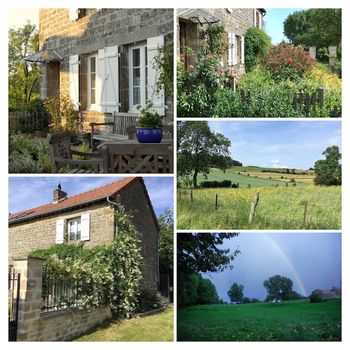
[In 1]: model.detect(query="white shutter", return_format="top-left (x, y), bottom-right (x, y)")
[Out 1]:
top-left (69, 55), bottom-right (79, 110)
top-left (228, 33), bottom-right (233, 66)
top-left (56, 219), bottom-right (65, 244)
top-left (69, 9), bottom-right (79, 21)
top-left (147, 35), bottom-right (165, 116)
top-left (98, 46), bottom-right (119, 113)
top-left (231, 33), bottom-right (237, 65)
top-left (241, 36), bottom-right (245, 64)
top-left (253, 10), bottom-right (257, 27)
top-left (80, 213), bottom-right (90, 241)
top-left (259, 13), bottom-right (262, 29)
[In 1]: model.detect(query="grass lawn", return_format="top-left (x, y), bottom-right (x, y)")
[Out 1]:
top-left (177, 300), bottom-right (341, 341)
top-left (177, 185), bottom-right (341, 229)
top-left (76, 307), bottom-right (173, 342)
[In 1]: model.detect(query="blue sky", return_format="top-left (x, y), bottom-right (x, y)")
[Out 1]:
top-left (265, 8), bottom-right (307, 44)
top-left (8, 176), bottom-right (173, 217)
top-left (202, 232), bottom-right (341, 302)
top-left (208, 120), bottom-right (341, 169)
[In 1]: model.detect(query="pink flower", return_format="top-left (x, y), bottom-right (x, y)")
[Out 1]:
top-left (288, 58), bottom-right (293, 65)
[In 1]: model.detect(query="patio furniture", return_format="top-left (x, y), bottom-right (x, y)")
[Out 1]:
top-left (90, 112), bottom-right (139, 151)
top-left (48, 131), bottom-right (103, 173)
top-left (98, 139), bottom-right (173, 173)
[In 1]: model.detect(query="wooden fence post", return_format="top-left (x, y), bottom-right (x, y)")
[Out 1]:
top-left (190, 190), bottom-right (193, 203)
top-left (215, 194), bottom-right (218, 210)
top-left (249, 192), bottom-right (260, 223)
top-left (302, 200), bottom-right (308, 229)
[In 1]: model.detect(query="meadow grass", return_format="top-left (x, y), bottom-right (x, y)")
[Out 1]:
top-left (177, 300), bottom-right (341, 341)
top-left (75, 307), bottom-right (173, 342)
top-left (177, 186), bottom-right (341, 229)
top-left (195, 167), bottom-right (314, 186)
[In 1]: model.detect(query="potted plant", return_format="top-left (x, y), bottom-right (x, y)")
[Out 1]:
top-left (136, 101), bottom-right (164, 143)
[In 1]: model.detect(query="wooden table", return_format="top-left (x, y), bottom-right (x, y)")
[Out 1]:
top-left (97, 139), bottom-right (173, 173)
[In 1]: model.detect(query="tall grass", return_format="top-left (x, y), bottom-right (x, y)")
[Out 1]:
top-left (177, 186), bottom-right (341, 229)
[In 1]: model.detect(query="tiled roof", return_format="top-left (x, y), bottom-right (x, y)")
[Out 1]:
top-left (9, 177), bottom-right (138, 224)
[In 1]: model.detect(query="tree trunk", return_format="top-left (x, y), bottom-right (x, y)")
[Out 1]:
top-left (192, 171), bottom-right (198, 188)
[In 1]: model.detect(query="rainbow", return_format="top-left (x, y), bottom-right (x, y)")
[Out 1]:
top-left (262, 234), bottom-right (308, 297)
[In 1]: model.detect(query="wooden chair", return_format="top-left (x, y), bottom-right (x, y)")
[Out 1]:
top-left (90, 112), bottom-right (139, 151)
top-left (100, 143), bottom-right (173, 173)
top-left (48, 131), bottom-right (103, 173)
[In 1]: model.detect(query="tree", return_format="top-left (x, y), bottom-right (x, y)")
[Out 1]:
top-left (283, 9), bottom-right (341, 48)
top-left (177, 121), bottom-right (231, 188)
top-left (178, 272), bottom-right (219, 307)
top-left (197, 275), bottom-right (219, 305)
top-left (158, 209), bottom-right (173, 275)
top-left (263, 275), bottom-right (293, 301)
top-left (177, 232), bottom-right (240, 274)
top-left (9, 22), bottom-right (40, 110)
top-left (244, 27), bottom-right (272, 72)
top-left (227, 282), bottom-right (244, 303)
top-left (314, 146), bottom-right (341, 186)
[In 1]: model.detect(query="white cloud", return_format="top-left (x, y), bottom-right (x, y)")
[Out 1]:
top-left (270, 159), bottom-right (289, 168)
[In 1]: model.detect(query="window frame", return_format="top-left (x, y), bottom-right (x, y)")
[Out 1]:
top-left (67, 217), bottom-right (82, 242)
top-left (87, 53), bottom-right (98, 110)
top-left (128, 43), bottom-right (147, 113)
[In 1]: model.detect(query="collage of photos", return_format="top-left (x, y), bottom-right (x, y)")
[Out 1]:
top-left (7, 6), bottom-right (342, 344)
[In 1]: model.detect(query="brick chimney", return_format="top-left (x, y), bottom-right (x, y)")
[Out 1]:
top-left (53, 183), bottom-right (67, 203)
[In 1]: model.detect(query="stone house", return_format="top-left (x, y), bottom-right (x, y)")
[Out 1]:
top-left (36, 8), bottom-right (173, 129)
top-left (177, 8), bottom-right (266, 78)
top-left (8, 177), bottom-right (160, 292)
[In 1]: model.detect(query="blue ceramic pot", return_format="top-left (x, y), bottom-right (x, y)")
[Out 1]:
top-left (136, 128), bottom-right (163, 143)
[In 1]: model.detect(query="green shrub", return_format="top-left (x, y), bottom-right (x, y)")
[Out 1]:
top-left (244, 27), bottom-right (272, 72)
top-left (264, 44), bottom-right (314, 82)
top-left (25, 98), bottom-right (49, 131)
top-left (309, 290), bottom-right (323, 303)
top-left (137, 290), bottom-right (168, 313)
top-left (200, 180), bottom-right (232, 188)
top-left (9, 133), bottom-right (51, 173)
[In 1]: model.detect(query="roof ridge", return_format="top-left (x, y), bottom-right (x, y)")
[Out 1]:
top-left (10, 177), bottom-right (137, 218)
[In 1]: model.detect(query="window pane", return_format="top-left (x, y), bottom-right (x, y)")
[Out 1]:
top-left (133, 48), bottom-right (140, 67)
top-left (133, 67), bottom-right (140, 86)
top-left (90, 57), bottom-right (96, 72)
top-left (91, 89), bottom-right (95, 104)
top-left (133, 87), bottom-right (140, 105)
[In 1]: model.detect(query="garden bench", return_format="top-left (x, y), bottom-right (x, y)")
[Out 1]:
top-left (48, 131), bottom-right (103, 173)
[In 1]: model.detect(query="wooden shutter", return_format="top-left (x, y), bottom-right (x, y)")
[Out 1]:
top-left (147, 36), bottom-right (165, 116)
top-left (69, 55), bottom-right (80, 110)
top-left (228, 33), bottom-right (233, 66)
top-left (98, 46), bottom-right (119, 113)
top-left (80, 213), bottom-right (90, 241)
top-left (56, 219), bottom-right (65, 244)
top-left (69, 9), bottom-right (79, 21)
top-left (241, 36), bottom-right (245, 64)
top-left (231, 33), bottom-right (237, 65)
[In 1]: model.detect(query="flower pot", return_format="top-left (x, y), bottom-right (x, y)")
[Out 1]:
top-left (136, 128), bottom-right (163, 143)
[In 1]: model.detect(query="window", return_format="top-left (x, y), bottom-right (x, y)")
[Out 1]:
top-left (129, 43), bottom-right (147, 111)
top-left (67, 217), bottom-right (81, 241)
top-left (88, 54), bottom-right (97, 108)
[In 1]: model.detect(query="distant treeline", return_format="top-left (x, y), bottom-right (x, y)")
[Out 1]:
top-left (200, 180), bottom-right (239, 188)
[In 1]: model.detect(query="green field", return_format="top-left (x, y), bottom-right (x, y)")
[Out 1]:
top-left (195, 167), bottom-right (314, 187)
top-left (177, 186), bottom-right (341, 229)
top-left (177, 300), bottom-right (341, 341)
top-left (76, 308), bottom-right (173, 341)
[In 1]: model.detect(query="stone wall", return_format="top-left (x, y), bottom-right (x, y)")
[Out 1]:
top-left (9, 203), bottom-right (115, 261)
top-left (13, 257), bottom-right (112, 341)
top-left (177, 8), bottom-right (265, 75)
top-left (39, 8), bottom-right (174, 125)
top-left (120, 179), bottom-right (159, 292)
